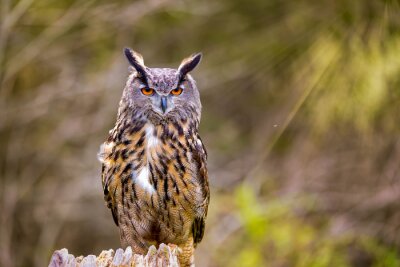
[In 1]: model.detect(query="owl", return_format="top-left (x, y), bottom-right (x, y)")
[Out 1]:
top-left (98, 48), bottom-right (210, 267)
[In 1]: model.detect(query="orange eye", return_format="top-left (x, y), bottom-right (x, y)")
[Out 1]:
top-left (141, 87), bottom-right (154, 96)
top-left (171, 87), bottom-right (183, 95)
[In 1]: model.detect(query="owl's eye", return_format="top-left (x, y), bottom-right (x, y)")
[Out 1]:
top-left (170, 87), bottom-right (183, 96)
top-left (141, 87), bottom-right (154, 96)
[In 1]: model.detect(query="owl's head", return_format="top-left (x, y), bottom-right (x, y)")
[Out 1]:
top-left (120, 48), bottom-right (202, 125)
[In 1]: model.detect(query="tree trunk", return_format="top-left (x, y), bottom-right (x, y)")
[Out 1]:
top-left (48, 244), bottom-right (181, 267)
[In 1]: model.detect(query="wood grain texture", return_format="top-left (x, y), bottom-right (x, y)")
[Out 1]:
top-left (48, 244), bottom-right (181, 267)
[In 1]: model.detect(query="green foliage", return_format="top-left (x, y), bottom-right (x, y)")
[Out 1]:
top-left (305, 33), bottom-right (400, 134)
top-left (214, 185), bottom-right (399, 267)
top-left (361, 238), bottom-right (400, 267)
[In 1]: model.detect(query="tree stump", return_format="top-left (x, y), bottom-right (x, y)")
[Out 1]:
top-left (48, 244), bottom-right (181, 267)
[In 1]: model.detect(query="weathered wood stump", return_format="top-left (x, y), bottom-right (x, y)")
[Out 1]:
top-left (48, 244), bottom-right (181, 267)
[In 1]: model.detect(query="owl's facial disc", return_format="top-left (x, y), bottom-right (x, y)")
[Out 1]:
top-left (123, 49), bottom-right (202, 123)
top-left (144, 89), bottom-right (175, 116)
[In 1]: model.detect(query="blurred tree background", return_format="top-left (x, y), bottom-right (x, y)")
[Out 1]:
top-left (1, 0), bottom-right (400, 266)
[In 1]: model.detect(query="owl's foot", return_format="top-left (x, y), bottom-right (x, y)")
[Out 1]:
top-left (177, 236), bottom-right (195, 267)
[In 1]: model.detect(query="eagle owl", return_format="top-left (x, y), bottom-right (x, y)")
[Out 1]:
top-left (98, 48), bottom-right (210, 266)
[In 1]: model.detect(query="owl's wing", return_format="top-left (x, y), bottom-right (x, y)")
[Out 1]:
top-left (192, 136), bottom-right (210, 245)
top-left (102, 164), bottom-right (119, 226)
top-left (99, 142), bottom-right (119, 226)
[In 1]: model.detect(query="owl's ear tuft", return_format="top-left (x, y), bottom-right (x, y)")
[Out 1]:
top-left (124, 48), bottom-right (148, 82)
top-left (178, 53), bottom-right (202, 78)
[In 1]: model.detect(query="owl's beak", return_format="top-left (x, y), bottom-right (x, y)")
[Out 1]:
top-left (160, 97), bottom-right (168, 113)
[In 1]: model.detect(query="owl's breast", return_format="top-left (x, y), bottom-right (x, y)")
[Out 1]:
top-left (145, 123), bottom-right (204, 210)
top-left (100, 120), bottom-right (206, 243)
top-left (109, 121), bottom-right (205, 242)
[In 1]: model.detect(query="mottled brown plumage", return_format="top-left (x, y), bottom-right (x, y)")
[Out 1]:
top-left (98, 48), bottom-right (209, 266)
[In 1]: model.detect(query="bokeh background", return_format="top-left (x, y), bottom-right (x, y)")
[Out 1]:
top-left (1, 0), bottom-right (400, 266)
